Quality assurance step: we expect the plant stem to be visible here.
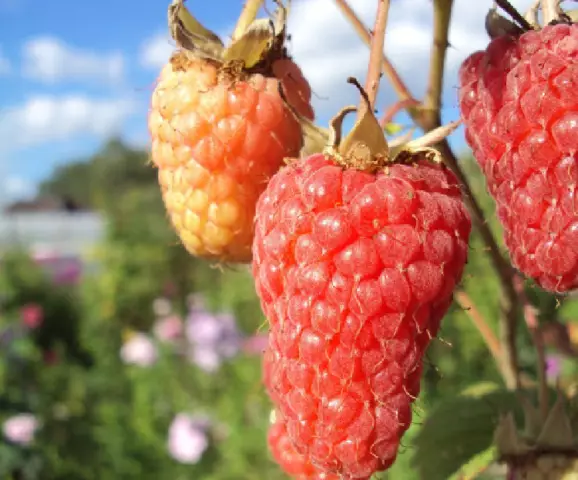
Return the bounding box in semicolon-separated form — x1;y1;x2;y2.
231;0;264;41
495;0;534;30
333;0;418;104
541;0;562;24
417;0;522;391
422;0;452;116
500;295;521;390
380;98;420;127
364;0;391;111
454;290;503;370
338;0;517;301
524;0;541;25
514;277;549;421
336;0;522;388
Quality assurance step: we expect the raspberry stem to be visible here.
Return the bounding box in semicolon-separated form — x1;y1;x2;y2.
423;0;453;118
231;0;265;41
494;0;534;30
337;0;522;390
514;277;549;423
454;290;504;372
333;0;418;106
379;98;421;128
363;0;391;112
524;0;541;25
541;0;562;24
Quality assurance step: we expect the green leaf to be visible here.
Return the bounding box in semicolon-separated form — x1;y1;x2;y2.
448;446;497;480
410;383;524;480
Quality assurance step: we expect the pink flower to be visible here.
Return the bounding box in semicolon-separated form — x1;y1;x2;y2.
546;354;562;381
120;333;158;367
167;413;210;464
153;315;182;343
20;304;43;329
185;308;242;372
3;414;38;446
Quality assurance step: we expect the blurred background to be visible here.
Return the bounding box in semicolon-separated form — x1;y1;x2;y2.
1;0;577;479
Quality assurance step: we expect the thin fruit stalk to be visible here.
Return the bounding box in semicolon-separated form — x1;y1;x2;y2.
253;85;472;479
459;22;578;293
148;0;314;263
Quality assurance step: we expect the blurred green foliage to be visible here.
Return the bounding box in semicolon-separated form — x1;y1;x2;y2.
0;140;574;479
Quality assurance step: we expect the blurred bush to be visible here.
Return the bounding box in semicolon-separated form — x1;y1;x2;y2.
0;140;575;479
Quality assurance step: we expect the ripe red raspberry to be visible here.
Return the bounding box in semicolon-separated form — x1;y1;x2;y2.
268;415;341;480
253;152;471;478
459;22;578;292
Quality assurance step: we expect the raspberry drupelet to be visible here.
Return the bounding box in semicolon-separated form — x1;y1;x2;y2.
459;22;578;292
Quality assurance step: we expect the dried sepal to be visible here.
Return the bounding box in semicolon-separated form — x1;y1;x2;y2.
222;1;287;69
405;120;461;150
485;6;524;39
494;413;532;456
519;394;543;440
387;129;415;154
323;78;389;172
275;80;327;158
535;395;575;450
393;147;443;166
168;0;224;59
167;0;290;73
299;118;331;158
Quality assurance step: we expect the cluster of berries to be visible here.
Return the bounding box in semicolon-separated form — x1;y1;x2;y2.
148;0;578;478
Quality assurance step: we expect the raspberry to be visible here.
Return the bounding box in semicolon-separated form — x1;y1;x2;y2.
459;23;578;292
268;415;341;480
148;3;313;263
253;152;471;478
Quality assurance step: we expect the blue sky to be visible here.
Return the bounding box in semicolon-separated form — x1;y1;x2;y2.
0;0;535;205
0;0;241;204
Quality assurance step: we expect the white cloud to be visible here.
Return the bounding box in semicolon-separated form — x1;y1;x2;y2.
286;0;534;118
140;33;175;70
0;46;11;75
3;176;35;197
137;0;534;122
22;36;125;85
0;94;136;150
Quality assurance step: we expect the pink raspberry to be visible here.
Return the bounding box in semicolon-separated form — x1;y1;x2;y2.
253;153;471;478
459;23;578;292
